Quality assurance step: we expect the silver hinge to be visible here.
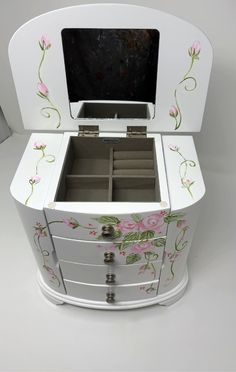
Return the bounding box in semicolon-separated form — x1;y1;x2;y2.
78;125;99;137
127;126;147;138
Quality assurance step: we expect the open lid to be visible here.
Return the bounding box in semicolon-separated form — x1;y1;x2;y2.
8;4;212;132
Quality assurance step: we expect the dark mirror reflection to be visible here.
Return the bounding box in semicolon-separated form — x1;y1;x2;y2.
61;28;159;120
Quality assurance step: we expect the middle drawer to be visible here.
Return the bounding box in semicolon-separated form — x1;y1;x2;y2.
59;260;163;285
53;235;166;266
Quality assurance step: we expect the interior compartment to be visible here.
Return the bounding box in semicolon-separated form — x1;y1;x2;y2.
112;177;157;202
77;102;150;119
67;137;110;175
55;136;161;202
60;177;109;202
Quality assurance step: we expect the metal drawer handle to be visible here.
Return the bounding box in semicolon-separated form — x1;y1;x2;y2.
106;292;115;304
106;273;116;284
104;251;115;264
101;225;115;238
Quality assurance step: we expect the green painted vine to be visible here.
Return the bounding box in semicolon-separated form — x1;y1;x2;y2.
169;40;201;130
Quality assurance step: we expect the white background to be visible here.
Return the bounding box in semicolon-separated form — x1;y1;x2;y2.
0;1;236;371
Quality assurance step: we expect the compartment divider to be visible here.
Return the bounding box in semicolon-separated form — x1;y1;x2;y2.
112;175;155;179
113;169;154;176
66;174;110;179
108;147;114;202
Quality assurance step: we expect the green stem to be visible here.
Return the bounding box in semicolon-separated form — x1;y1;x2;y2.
38;49;46;83
174;88;182;130
183;56;194;79
175;228;187;252
48;220;96;229
25;183;34;206
35;149;45;174
179;160;188;181
170;261;175;279
45;154;55;163
41;99;61;128
150;262;157;281
48;220;64;225
187;187;194;198
181;76;197;92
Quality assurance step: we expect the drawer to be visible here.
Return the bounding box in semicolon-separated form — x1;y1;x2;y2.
53;235;166;266
64;279;159;303
46;210;168;241
60;260;162;285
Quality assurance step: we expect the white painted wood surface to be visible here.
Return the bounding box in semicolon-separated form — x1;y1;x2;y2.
9;4;212;132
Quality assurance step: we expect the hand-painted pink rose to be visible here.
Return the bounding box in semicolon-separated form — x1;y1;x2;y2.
63;218;79;229
131;241;153;253
140;213;164;233
188;40;201;57
33;141;46;150
169;105;179;118
40;35;51;50
117;219;140;233
38;82;49;97
29;175;41;184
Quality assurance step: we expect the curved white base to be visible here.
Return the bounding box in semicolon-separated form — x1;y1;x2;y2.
38;270;188;310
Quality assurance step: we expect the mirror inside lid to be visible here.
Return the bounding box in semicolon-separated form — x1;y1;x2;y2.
8;4;212;132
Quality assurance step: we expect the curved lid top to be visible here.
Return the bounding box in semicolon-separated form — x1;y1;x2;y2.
9;4;212;132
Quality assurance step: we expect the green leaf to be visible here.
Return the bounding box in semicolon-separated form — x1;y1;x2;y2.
37;92;46;99
112;229;122;239
164;212;186;223
114;243;122;250
140;230;155;240
123;231;141;242
144;251;159;261
126;253;141;265
154;238;166;247
119;240;133;251
131;214;143;223
94;216;120;225
38;41;43;50
96;235;105;241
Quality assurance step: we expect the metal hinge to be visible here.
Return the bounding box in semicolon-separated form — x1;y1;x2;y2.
127;126;147;138
78;125;99;137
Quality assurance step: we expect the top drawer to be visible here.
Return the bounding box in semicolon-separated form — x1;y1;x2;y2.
53;235;166;266
46;210;169;241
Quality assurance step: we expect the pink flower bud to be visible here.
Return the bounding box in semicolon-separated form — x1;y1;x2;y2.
29;175;41;184
168;144;179;152
33;141;46;150
38;82;49;97
40;35;51;50
182;178;194;188
169;105;179;118
188;40;201;57
177;219;187;228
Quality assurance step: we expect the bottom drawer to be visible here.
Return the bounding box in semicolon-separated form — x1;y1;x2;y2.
64;279;159;303
60;260;162;285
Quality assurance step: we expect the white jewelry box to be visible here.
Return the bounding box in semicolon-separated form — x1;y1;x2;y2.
9;4;212;309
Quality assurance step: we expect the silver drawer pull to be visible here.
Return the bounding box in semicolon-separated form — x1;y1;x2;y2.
104;251;115;264
106;273;116;284
106;292;115;304
101;224;115;238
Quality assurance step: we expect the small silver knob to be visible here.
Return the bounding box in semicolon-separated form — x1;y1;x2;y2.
106;292;115;304
104;251;115;264
102;225;115;238
106;273;116;284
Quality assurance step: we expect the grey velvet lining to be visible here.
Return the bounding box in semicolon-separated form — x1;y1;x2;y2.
56;137;160;202
113;150;153;160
